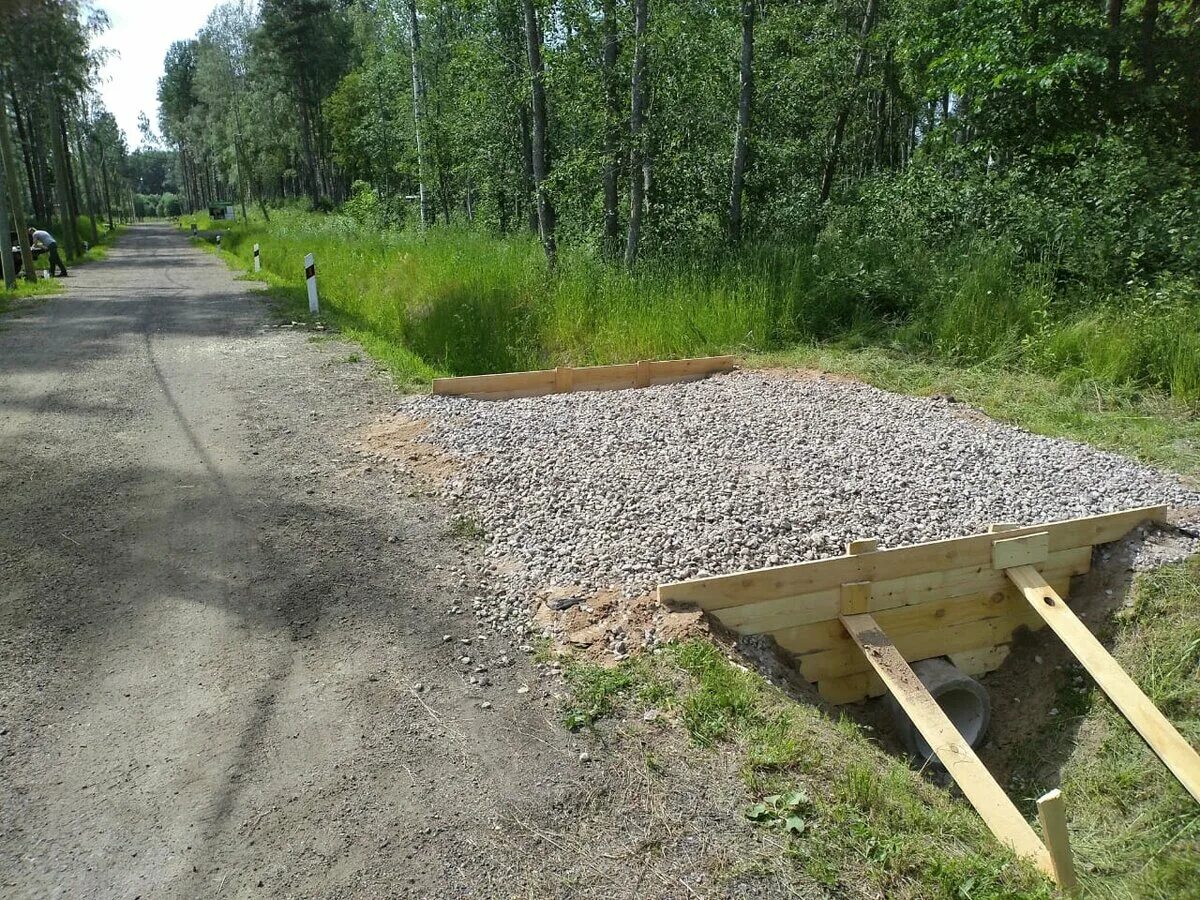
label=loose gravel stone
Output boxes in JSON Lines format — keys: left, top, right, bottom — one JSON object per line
{"left": 397, "top": 371, "right": 1200, "bottom": 638}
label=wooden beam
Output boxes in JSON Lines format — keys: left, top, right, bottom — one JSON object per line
{"left": 432, "top": 355, "right": 737, "bottom": 399}
{"left": 992, "top": 531, "right": 1049, "bottom": 570}
{"left": 818, "top": 643, "right": 1012, "bottom": 705}
{"left": 838, "top": 612, "right": 1054, "bottom": 877}
{"left": 840, "top": 581, "right": 871, "bottom": 615}
{"left": 718, "top": 550, "right": 1092, "bottom": 635}
{"left": 846, "top": 538, "right": 879, "bottom": 555}
{"left": 795, "top": 602, "right": 1051, "bottom": 681}
{"left": 1036, "top": 789, "right": 1079, "bottom": 895}
{"left": 658, "top": 507, "right": 1163, "bottom": 611}
{"left": 1006, "top": 565, "right": 1200, "bottom": 805}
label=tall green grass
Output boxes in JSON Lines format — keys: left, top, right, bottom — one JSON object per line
{"left": 186, "top": 208, "right": 1200, "bottom": 403}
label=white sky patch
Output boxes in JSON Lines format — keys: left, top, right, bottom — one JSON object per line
{"left": 94, "top": 0, "right": 222, "bottom": 147}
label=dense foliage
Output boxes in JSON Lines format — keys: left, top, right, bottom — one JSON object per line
{"left": 163, "top": 0, "right": 1199, "bottom": 399}
{"left": 0, "top": 0, "right": 137, "bottom": 287}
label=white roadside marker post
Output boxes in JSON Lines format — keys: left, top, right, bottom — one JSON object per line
{"left": 253, "top": 243, "right": 261, "bottom": 273}
{"left": 190, "top": 222, "right": 197, "bottom": 236}
{"left": 305, "top": 253, "right": 319, "bottom": 315}
{"left": 216, "top": 233, "right": 222, "bottom": 248}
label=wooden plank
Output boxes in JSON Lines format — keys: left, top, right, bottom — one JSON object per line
{"left": 658, "top": 507, "right": 1164, "bottom": 611}
{"left": 793, "top": 587, "right": 1062, "bottom": 681}
{"left": 819, "top": 643, "right": 1012, "bottom": 705}
{"left": 1007, "top": 565, "right": 1200, "bottom": 805}
{"left": 846, "top": 538, "right": 879, "bottom": 555}
{"left": 636, "top": 359, "right": 651, "bottom": 388}
{"left": 432, "top": 355, "right": 736, "bottom": 399}
{"left": 432, "top": 369, "right": 555, "bottom": 398}
{"left": 992, "top": 531, "right": 1049, "bottom": 570}
{"left": 647, "top": 356, "right": 737, "bottom": 382}
{"left": 775, "top": 582, "right": 1053, "bottom": 657}
{"left": 572, "top": 362, "right": 639, "bottom": 391}
{"left": 817, "top": 671, "right": 884, "bottom": 703}
{"left": 949, "top": 644, "right": 1011, "bottom": 677}
{"left": 717, "top": 550, "right": 1091, "bottom": 636}
{"left": 840, "top": 582, "right": 871, "bottom": 615}
{"left": 1036, "top": 789, "right": 1079, "bottom": 895}
{"left": 839, "top": 612, "right": 1054, "bottom": 876}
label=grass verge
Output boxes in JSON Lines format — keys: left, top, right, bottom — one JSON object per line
{"left": 562, "top": 565, "right": 1200, "bottom": 899}
{"left": 562, "top": 640, "right": 1052, "bottom": 898}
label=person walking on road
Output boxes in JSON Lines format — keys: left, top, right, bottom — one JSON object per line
{"left": 28, "top": 227, "right": 67, "bottom": 277}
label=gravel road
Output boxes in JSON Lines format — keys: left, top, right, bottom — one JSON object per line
{"left": 1, "top": 226, "right": 772, "bottom": 899}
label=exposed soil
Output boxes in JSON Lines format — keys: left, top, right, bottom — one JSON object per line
{"left": 0, "top": 226, "right": 805, "bottom": 899}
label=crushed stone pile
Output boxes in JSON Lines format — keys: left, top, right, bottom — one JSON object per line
{"left": 390, "top": 371, "right": 1200, "bottom": 655}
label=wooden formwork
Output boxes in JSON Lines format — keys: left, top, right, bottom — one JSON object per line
{"left": 659, "top": 505, "right": 1200, "bottom": 887}
{"left": 431, "top": 355, "right": 738, "bottom": 400}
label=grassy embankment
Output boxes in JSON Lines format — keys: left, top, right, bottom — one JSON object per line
{"left": 559, "top": 557, "right": 1199, "bottom": 898}
{"left": 189, "top": 210, "right": 1199, "bottom": 895}
{"left": 1, "top": 216, "right": 121, "bottom": 317}
{"left": 188, "top": 208, "right": 1197, "bottom": 476}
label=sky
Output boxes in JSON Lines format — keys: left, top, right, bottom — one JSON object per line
{"left": 94, "top": 0, "right": 223, "bottom": 146}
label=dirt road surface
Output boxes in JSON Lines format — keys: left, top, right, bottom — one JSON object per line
{"left": 0, "top": 226, "right": 767, "bottom": 899}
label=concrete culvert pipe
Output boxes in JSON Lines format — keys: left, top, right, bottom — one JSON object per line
{"left": 887, "top": 657, "right": 991, "bottom": 765}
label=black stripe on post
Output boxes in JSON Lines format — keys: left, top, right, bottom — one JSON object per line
{"left": 305, "top": 264, "right": 316, "bottom": 279}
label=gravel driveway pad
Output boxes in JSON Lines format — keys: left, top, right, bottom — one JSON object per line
{"left": 399, "top": 371, "right": 1200, "bottom": 649}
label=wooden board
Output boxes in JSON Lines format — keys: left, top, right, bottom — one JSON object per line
{"left": 992, "top": 531, "right": 1049, "bottom": 570}
{"left": 839, "top": 612, "right": 1054, "bottom": 876}
{"left": 432, "top": 355, "right": 738, "bottom": 400}
{"left": 775, "top": 579, "right": 1062, "bottom": 657}
{"left": 659, "top": 507, "right": 1164, "bottom": 612}
{"left": 817, "top": 643, "right": 1012, "bottom": 705}
{"left": 795, "top": 595, "right": 1055, "bottom": 682}
{"left": 716, "top": 549, "right": 1091, "bottom": 635}
{"left": 1036, "top": 789, "right": 1079, "bottom": 894}
{"left": 1007, "top": 564, "right": 1200, "bottom": 805}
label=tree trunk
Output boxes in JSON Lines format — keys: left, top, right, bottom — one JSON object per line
{"left": 99, "top": 149, "right": 114, "bottom": 230}
{"left": 60, "top": 113, "right": 83, "bottom": 245}
{"left": 0, "top": 138, "right": 14, "bottom": 288}
{"left": 0, "top": 72, "right": 36, "bottom": 280}
{"left": 408, "top": 0, "right": 430, "bottom": 228}
{"left": 601, "top": 0, "right": 621, "bottom": 255}
{"left": 1106, "top": 0, "right": 1124, "bottom": 84}
{"left": 819, "top": 0, "right": 879, "bottom": 205}
{"left": 625, "top": 0, "right": 650, "bottom": 268}
{"left": 728, "top": 0, "right": 755, "bottom": 243}
{"left": 519, "top": 103, "right": 536, "bottom": 233}
{"left": 10, "top": 90, "right": 42, "bottom": 221}
{"left": 73, "top": 128, "right": 100, "bottom": 245}
{"left": 1139, "top": 0, "right": 1158, "bottom": 81}
{"left": 523, "top": 0, "right": 556, "bottom": 264}
{"left": 48, "top": 98, "right": 79, "bottom": 258}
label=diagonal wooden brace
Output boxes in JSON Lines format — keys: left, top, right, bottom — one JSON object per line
{"left": 1005, "top": 564, "right": 1200, "bottom": 805}
{"left": 838, "top": 612, "right": 1055, "bottom": 878}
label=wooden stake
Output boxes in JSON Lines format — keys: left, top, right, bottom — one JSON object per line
{"left": 846, "top": 537, "right": 879, "bottom": 555}
{"left": 636, "top": 359, "right": 651, "bottom": 388}
{"left": 1006, "top": 564, "right": 1200, "bottom": 804}
{"left": 839, "top": 611, "right": 1054, "bottom": 877}
{"left": 1036, "top": 789, "right": 1078, "bottom": 895}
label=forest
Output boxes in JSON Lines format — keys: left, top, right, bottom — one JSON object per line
{"left": 0, "top": 1, "right": 149, "bottom": 286}
{"left": 5, "top": 0, "right": 1200, "bottom": 401}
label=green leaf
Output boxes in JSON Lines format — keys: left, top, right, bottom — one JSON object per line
{"left": 745, "top": 802, "right": 771, "bottom": 822}
{"left": 784, "top": 815, "right": 807, "bottom": 835}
